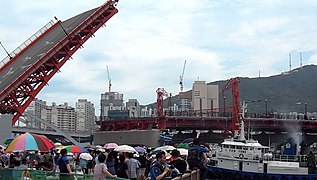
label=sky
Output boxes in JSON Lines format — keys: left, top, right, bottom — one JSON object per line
{"left": 1, "top": 0, "right": 317, "bottom": 115}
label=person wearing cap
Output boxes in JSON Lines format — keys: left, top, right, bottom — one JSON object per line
{"left": 149, "top": 151, "right": 171, "bottom": 180}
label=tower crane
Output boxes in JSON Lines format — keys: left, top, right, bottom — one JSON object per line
{"left": 179, "top": 60, "right": 187, "bottom": 92}
{"left": 106, "top": 65, "right": 112, "bottom": 92}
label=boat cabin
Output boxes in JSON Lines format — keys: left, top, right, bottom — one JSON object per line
{"left": 217, "top": 138, "right": 269, "bottom": 161}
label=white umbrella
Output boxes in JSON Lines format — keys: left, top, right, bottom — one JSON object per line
{"left": 177, "top": 148, "right": 188, "bottom": 156}
{"left": 114, "top": 145, "right": 137, "bottom": 153}
{"left": 154, "top": 145, "right": 175, "bottom": 152}
{"left": 54, "top": 142, "right": 62, "bottom": 147}
{"left": 95, "top": 145, "right": 103, "bottom": 149}
{"left": 80, "top": 153, "right": 93, "bottom": 160}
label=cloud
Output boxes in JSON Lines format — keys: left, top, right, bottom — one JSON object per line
{"left": 1, "top": 0, "right": 317, "bottom": 115}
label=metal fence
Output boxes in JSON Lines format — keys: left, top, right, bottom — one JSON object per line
{"left": 0, "top": 168, "right": 127, "bottom": 180}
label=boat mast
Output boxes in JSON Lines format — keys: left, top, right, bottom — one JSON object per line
{"left": 239, "top": 101, "right": 247, "bottom": 140}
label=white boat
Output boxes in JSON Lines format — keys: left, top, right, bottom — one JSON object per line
{"left": 207, "top": 104, "right": 317, "bottom": 179}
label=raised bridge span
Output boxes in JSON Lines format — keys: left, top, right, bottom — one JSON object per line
{"left": 0, "top": 0, "right": 119, "bottom": 125}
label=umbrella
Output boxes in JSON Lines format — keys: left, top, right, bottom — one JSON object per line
{"left": 58, "top": 145, "right": 87, "bottom": 153}
{"left": 177, "top": 143, "right": 189, "bottom": 149}
{"left": 95, "top": 145, "right": 103, "bottom": 149}
{"left": 6, "top": 132, "right": 54, "bottom": 152}
{"left": 134, "top": 146, "right": 146, "bottom": 154}
{"left": 154, "top": 145, "right": 175, "bottom": 152}
{"left": 177, "top": 148, "right": 188, "bottom": 156}
{"left": 114, "top": 145, "right": 137, "bottom": 153}
{"left": 54, "top": 142, "right": 62, "bottom": 147}
{"left": 79, "top": 153, "right": 93, "bottom": 160}
{"left": 104, "top": 143, "right": 118, "bottom": 149}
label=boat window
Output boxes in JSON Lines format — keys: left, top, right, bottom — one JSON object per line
{"left": 224, "top": 145, "right": 229, "bottom": 148}
{"left": 250, "top": 147, "right": 254, "bottom": 150}
{"left": 242, "top": 147, "right": 248, "bottom": 150}
{"left": 236, "top": 146, "right": 242, "bottom": 149}
{"left": 230, "top": 145, "right": 235, "bottom": 149}
{"left": 264, "top": 148, "right": 269, "bottom": 153}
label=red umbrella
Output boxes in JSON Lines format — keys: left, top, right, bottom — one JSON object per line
{"left": 57, "top": 145, "right": 87, "bottom": 153}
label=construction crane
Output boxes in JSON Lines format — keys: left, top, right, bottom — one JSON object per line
{"left": 106, "top": 65, "right": 112, "bottom": 92}
{"left": 179, "top": 60, "right": 187, "bottom": 92}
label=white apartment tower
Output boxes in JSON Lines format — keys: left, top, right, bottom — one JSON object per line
{"left": 192, "top": 81, "right": 219, "bottom": 112}
{"left": 100, "top": 92, "right": 125, "bottom": 121}
{"left": 76, "top": 99, "right": 96, "bottom": 131}
{"left": 42, "top": 102, "right": 77, "bottom": 131}
{"left": 126, "top": 99, "right": 140, "bottom": 118}
{"left": 26, "top": 98, "right": 47, "bottom": 128}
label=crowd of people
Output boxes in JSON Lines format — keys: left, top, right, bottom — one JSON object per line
{"left": 0, "top": 138, "right": 212, "bottom": 180}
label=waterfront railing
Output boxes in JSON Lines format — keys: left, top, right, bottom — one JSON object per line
{"left": 0, "top": 168, "right": 127, "bottom": 180}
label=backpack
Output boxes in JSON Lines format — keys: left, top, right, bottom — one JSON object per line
{"left": 187, "top": 145, "right": 201, "bottom": 170}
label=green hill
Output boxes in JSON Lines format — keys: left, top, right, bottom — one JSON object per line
{"left": 146, "top": 65, "right": 317, "bottom": 114}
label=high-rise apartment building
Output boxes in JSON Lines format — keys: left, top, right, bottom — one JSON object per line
{"left": 26, "top": 98, "right": 47, "bottom": 128}
{"left": 42, "top": 102, "right": 77, "bottom": 131}
{"left": 126, "top": 99, "right": 140, "bottom": 118}
{"left": 100, "top": 92, "right": 125, "bottom": 121}
{"left": 192, "top": 81, "right": 219, "bottom": 112}
{"left": 76, "top": 99, "right": 96, "bottom": 131}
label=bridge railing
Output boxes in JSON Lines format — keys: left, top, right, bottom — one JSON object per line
{"left": 0, "top": 20, "right": 55, "bottom": 68}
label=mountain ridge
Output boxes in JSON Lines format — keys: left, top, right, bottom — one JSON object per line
{"left": 146, "top": 65, "right": 317, "bottom": 114}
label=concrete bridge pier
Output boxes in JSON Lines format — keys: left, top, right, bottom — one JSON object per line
{"left": 0, "top": 114, "right": 13, "bottom": 146}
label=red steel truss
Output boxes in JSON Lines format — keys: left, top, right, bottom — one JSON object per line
{"left": 0, "top": 1, "right": 119, "bottom": 125}
{"left": 100, "top": 116, "right": 317, "bottom": 133}
{"left": 221, "top": 77, "right": 240, "bottom": 136}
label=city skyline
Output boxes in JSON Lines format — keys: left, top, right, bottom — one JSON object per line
{"left": 1, "top": 0, "right": 317, "bottom": 114}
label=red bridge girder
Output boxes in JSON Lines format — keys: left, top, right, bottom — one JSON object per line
{"left": 0, "top": 1, "right": 119, "bottom": 125}
{"left": 99, "top": 117, "right": 317, "bottom": 133}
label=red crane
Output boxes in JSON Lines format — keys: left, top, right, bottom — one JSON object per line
{"left": 221, "top": 77, "right": 240, "bottom": 137}
{"left": 156, "top": 88, "right": 169, "bottom": 117}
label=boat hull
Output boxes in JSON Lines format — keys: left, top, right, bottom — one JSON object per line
{"left": 206, "top": 165, "right": 317, "bottom": 180}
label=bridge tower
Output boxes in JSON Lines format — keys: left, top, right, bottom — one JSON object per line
{"left": 221, "top": 77, "right": 240, "bottom": 137}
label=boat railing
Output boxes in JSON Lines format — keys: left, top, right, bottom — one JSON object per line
{"left": 263, "top": 154, "right": 307, "bottom": 163}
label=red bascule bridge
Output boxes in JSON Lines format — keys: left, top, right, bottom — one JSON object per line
{"left": 0, "top": 0, "right": 119, "bottom": 125}
{"left": 100, "top": 79, "right": 317, "bottom": 134}
{"left": 1, "top": 0, "right": 317, "bottom": 136}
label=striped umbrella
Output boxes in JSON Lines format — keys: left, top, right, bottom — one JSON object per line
{"left": 58, "top": 145, "right": 87, "bottom": 153}
{"left": 6, "top": 132, "right": 54, "bottom": 152}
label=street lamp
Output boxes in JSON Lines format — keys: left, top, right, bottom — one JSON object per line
{"left": 265, "top": 99, "right": 268, "bottom": 118}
